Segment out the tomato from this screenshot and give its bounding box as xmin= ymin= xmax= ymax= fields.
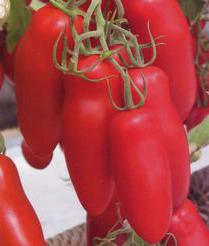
xmin=62 ymin=55 xmax=122 ymax=216
xmin=185 ymin=105 xmax=209 ymax=130
xmin=167 ymin=199 xmax=209 ymax=246
xmin=15 ymin=4 xmax=83 ymax=157
xmin=86 ymin=192 xmax=126 ymax=246
xmin=121 ymin=0 xmax=197 ymax=121
xmin=0 ymin=155 xmax=45 ymax=245
xmin=130 ymin=67 xmax=190 ymax=208
xmin=109 ymin=108 xmax=172 ymax=244
xmin=21 ymin=140 xmax=52 ymax=169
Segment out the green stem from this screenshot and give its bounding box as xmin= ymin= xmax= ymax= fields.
xmin=50 ymin=0 xmax=84 ymax=17
xmin=71 ymin=30 xmax=102 ymax=72
xmin=114 ymin=0 xmax=124 ymax=19
xmin=83 ymin=0 xmax=100 ymax=49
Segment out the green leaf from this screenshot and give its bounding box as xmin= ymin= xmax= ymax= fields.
xmin=6 ymin=0 xmax=31 ymax=53
xmin=178 ymin=0 xmax=204 ymax=22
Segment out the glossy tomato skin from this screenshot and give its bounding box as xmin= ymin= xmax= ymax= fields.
xmin=122 ymin=0 xmax=197 ymax=121
xmin=21 ymin=140 xmax=52 ymax=169
xmin=62 ymin=56 xmax=122 ymax=216
xmin=130 ymin=67 xmax=190 ymax=208
xmin=86 ymin=192 xmax=126 ymax=246
xmin=108 ymin=108 xmax=172 ymax=244
xmin=15 ymin=4 xmax=83 ymax=157
xmin=167 ymin=199 xmax=209 ymax=246
xmin=0 ymin=155 xmax=45 ymax=246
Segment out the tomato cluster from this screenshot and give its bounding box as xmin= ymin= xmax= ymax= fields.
xmin=0 ymin=0 xmax=209 ymax=245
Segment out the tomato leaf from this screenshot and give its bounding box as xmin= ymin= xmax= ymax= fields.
xmin=6 ymin=0 xmax=31 ymax=53
xmin=179 ymin=0 xmax=204 ymax=22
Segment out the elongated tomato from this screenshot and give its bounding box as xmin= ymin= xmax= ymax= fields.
xmin=130 ymin=67 xmax=190 ymax=208
xmin=62 ymin=56 xmax=122 ymax=216
xmin=15 ymin=4 xmax=82 ymax=157
xmin=122 ymin=0 xmax=197 ymax=121
xmin=0 ymin=155 xmax=45 ymax=245
xmin=109 ymin=108 xmax=172 ymax=244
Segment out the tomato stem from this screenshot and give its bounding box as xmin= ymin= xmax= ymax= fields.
xmin=52 ymin=0 xmax=156 ymax=109
xmin=50 ymin=0 xmax=84 ymax=17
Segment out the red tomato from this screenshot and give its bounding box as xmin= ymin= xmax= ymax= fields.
xmin=185 ymin=105 xmax=209 ymax=130
xmin=121 ymin=0 xmax=197 ymax=121
xmin=21 ymin=140 xmax=52 ymax=169
xmin=167 ymin=199 xmax=209 ymax=246
xmin=87 ymin=192 xmax=126 ymax=246
xmin=0 ymin=155 xmax=45 ymax=245
xmin=15 ymin=4 xmax=83 ymax=157
xmin=130 ymin=67 xmax=190 ymax=208
xmin=62 ymin=56 xmax=122 ymax=216
xmin=109 ymin=108 xmax=172 ymax=244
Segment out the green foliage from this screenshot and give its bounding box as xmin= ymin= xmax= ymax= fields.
xmin=6 ymin=0 xmax=31 ymax=53
xmin=179 ymin=0 xmax=204 ymax=22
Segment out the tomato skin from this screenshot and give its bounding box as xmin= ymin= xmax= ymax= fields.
xmin=21 ymin=141 xmax=52 ymax=169
xmin=185 ymin=106 xmax=209 ymax=130
xmin=0 ymin=155 xmax=45 ymax=246
xmin=108 ymin=108 xmax=172 ymax=244
xmin=86 ymin=193 xmax=126 ymax=246
xmin=15 ymin=4 xmax=83 ymax=157
xmin=62 ymin=56 xmax=122 ymax=216
xmin=122 ymin=0 xmax=197 ymax=121
xmin=167 ymin=199 xmax=209 ymax=246
xmin=0 ymin=62 xmax=3 ymax=89
xmin=130 ymin=67 xmax=190 ymax=208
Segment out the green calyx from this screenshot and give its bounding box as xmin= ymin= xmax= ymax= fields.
xmin=52 ymin=0 xmax=159 ymax=110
